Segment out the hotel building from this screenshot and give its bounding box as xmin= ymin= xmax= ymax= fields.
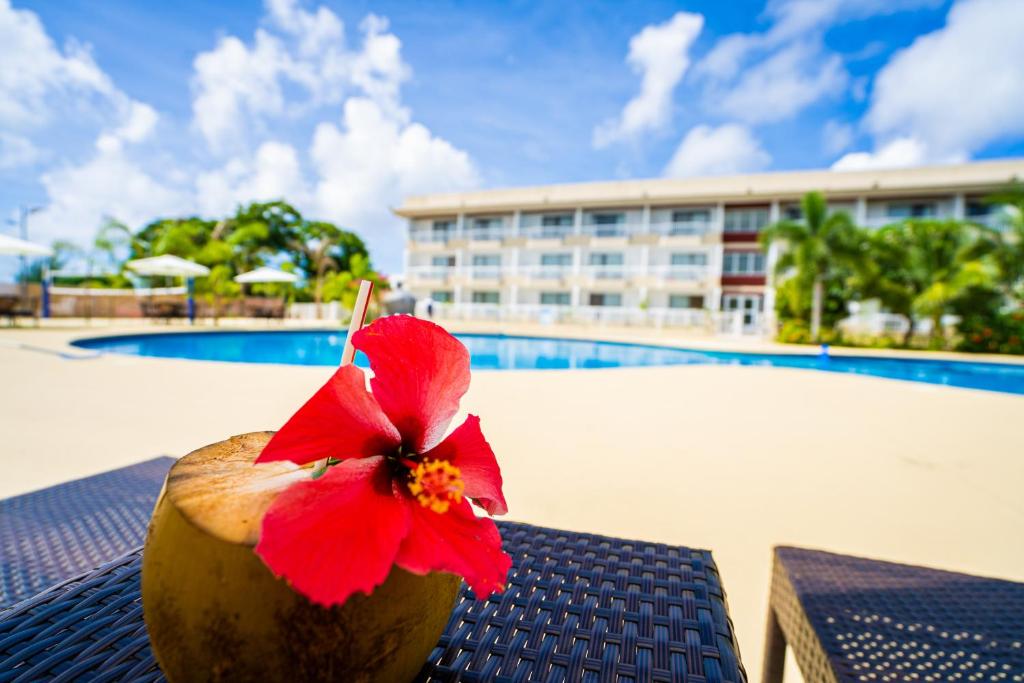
xmin=395 ymin=159 xmax=1024 ymax=334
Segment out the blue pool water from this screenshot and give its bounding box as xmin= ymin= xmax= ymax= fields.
xmin=72 ymin=330 xmax=1024 ymax=395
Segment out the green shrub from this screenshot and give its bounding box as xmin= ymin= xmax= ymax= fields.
xmin=956 ymin=310 xmax=1024 ymax=355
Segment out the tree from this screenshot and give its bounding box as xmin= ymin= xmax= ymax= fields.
xmin=761 ymin=191 xmax=861 ymax=340
xmin=970 ymin=181 xmax=1024 ymax=301
xmin=857 ymin=220 xmax=993 ymax=347
xmin=292 ymin=221 xmax=370 ymax=313
xmin=320 ymin=253 xmax=390 ymax=319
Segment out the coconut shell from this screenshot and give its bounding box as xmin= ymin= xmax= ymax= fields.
xmin=142 ymin=432 xmax=461 ymax=683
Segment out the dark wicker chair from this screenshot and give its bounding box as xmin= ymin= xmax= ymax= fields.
xmin=0 ymin=458 xmax=173 ymax=608
xmin=0 ymin=296 xmax=37 ymax=326
xmin=762 ymin=546 xmax=1024 ymax=682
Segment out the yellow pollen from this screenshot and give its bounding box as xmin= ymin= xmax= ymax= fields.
xmin=407 ymin=460 xmax=464 ymax=513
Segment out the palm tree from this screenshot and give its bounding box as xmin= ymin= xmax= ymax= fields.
xmin=761 ymin=191 xmax=860 ymax=341
xmin=970 ymin=181 xmax=1024 ymax=302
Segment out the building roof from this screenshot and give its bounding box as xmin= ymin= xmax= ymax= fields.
xmin=394 ymin=158 xmax=1024 ymax=217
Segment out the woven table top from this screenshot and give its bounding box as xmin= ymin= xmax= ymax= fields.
xmin=0 ymin=458 xmax=173 ymax=608
xmin=775 ymin=546 xmax=1024 ymax=682
xmin=0 ymin=521 xmax=747 ymax=682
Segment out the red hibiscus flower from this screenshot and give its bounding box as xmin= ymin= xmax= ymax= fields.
xmin=254 ymin=315 xmax=511 ymax=607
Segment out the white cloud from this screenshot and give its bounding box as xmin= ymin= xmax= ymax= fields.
xmin=0 ymin=0 xmax=115 ymax=128
xmin=190 ymin=3 xmax=411 ymax=153
xmin=664 ymin=123 xmax=771 ymax=177
xmin=822 ymin=120 xmax=854 ymax=155
xmin=5 ymin=0 xmax=475 ymax=274
xmin=861 ymin=0 xmax=1024 ymax=161
xmin=0 ymin=133 xmax=46 ymax=170
xmin=30 ymin=146 xmax=188 ymax=246
xmin=196 ymin=141 xmax=308 ymax=216
xmin=830 ymin=137 xmax=930 ymax=171
xmin=830 ymin=136 xmax=966 ymax=171
xmin=717 ymin=42 xmax=846 ymax=124
xmin=593 ymin=12 xmax=704 ymax=148
xmin=693 ymin=0 xmax=940 ymax=124
xmin=311 ymin=97 xmax=478 ymax=271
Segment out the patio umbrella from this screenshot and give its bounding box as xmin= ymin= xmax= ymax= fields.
xmin=233 ymin=266 xmax=298 ymax=284
xmin=126 ymin=255 xmax=210 ymax=323
xmin=0 ymin=233 xmax=53 ymax=256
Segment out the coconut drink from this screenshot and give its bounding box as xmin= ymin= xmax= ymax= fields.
xmin=142 ymin=286 xmax=511 ymax=682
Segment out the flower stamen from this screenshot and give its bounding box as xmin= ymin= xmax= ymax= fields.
xmin=407 ymin=460 xmax=464 ymax=513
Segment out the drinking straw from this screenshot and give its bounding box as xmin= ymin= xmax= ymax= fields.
xmin=312 ymin=279 xmax=374 ymax=476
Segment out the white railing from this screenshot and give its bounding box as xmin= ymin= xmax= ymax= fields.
xmin=520 ymin=225 xmax=574 ymax=240
xmin=517 ymin=266 xmax=572 ymax=279
xmin=466 ymin=228 xmax=508 ymax=241
xmin=424 ymin=303 xmax=748 ymax=331
xmin=467 ymin=266 xmax=504 ymax=280
xmin=49 ymin=286 xmax=188 ymax=296
xmin=410 ymin=231 xmax=453 ymax=243
xmin=649 ymin=265 xmax=708 ymax=281
xmin=650 ymin=221 xmax=712 ymax=237
xmin=582 ymin=265 xmax=629 ymax=280
xmin=406 ymin=266 xmax=454 ymax=281
xmin=581 ymin=223 xmax=641 ymax=238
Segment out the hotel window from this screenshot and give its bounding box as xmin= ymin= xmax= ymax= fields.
xmin=723 ymin=251 xmax=766 ymax=275
xmin=590 ymin=212 xmax=625 ymax=237
xmin=672 ymin=209 xmax=710 ymax=223
xmin=670 ymin=209 xmax=710 ymax=235
xmin=471 ymin=254 xmax=501 ymax=266
xmin=535 ymin=212 xmax=573 ymax=238
xmin=431 ymin=255 xmax=455 ymax=267
xmin=471 ymin=291 xmax=500 ymax=304
xmin=966 ymin=201 xmax=992 ymax=217
xmin=540 ymin=292 xmax=570 ymax=305
xmin=887 ymin=202 xmax=936 ymax=218
xmin=670 ymin=252 xmax=707 ymax=266
xmin=588 ymin=293 xmax=622 ymax=307
xmin=783 ymin=205 xmax=802 ymax=220
xmin=588 ymin=252 xmax=624 ymax=266
xmin=469 ymin=216 xmax=504 ymax=240
xmin=540 ymin=253 xmax=572 ymax=266
xmin=430 ymin=291 xmax=453 ymax=303
xmin=541 ymin=213 xmax=573 ymax=226
xmin=724 ymin=208 xmax=769 ymax=233
xmin=432 ymin=220 xmax=455 ymax=233
xmin=669 ymin=295 xmax=704 ymax=309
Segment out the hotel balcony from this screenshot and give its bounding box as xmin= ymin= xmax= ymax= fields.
xmin=650 ymin=220 xmax=712 ymax=237
xmin=466 ymin=228 xmax=508 ymax=242
xmin=649 ymin=265 xmax=709 ymax=282
xmin=517 ymin=265 xmax=572 ymax=280
xmin=520 ymin=225 xmax=574 ymax=240
xmin=582 ymin=265 xmax=630 ymax=280
xmin=410 ymin=231 xmax=454 ymax=244
xmin=467 ymin=265 xmax=504 ymax=280
xmin=406 ymin=266 xmax=455 ymax=283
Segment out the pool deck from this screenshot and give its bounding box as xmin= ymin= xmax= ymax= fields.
xmin=3 ymin=319 xmax=1023 ymax=682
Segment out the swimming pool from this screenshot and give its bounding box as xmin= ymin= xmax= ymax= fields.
xmin=72 ymin=330 xmax=1024 ymax=395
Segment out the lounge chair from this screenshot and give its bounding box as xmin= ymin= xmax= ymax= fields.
xmin=0 ymin=295 xmax=38 ymax=326
xmin=761 ymin=546 xmax=1024 ymax=682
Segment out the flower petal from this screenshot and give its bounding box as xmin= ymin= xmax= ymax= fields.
xmin=422 ymin=415 xmax=507 ymax=515
xmin=256 ymin=365 xmax=401 ymax=466
xmin=255 ymin=456 xmax=410 ymax=606
xmin=394 ymin=499 xmax=511 ymax=597
xmin=352 ymin=315 xmax=470 ymax=453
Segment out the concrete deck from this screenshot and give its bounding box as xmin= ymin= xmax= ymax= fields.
xmin=2 ymin=320 xmax=1022 ymax=682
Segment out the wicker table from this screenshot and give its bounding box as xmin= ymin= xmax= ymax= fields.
xmin=1 ymin=521 xmax=747 ymax=682
xmin=762 ymin=546 xmax=1024 ymax=683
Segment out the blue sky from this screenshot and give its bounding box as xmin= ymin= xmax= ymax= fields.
xmin=3 ymin=0 xmax=1024 ymax=273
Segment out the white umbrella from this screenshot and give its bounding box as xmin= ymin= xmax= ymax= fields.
xmin=125 ymin=254 xmax=210 ymax=277
xmin=0 ymin=233 xmax=52 ymax=256
xmin=126 ymin=255 xmax=209 ymax=324
xmin=233 ymin=266 xmax=298 ymax=284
